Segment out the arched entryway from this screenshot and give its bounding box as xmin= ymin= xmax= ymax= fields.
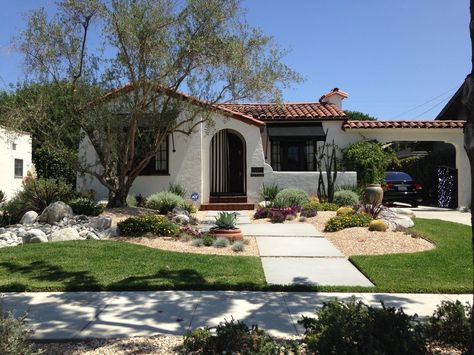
xmin=210 ymin=129 xmax=246 ymax=196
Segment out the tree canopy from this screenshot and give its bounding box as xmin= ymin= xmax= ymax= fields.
xmin=345 ymin=110 xmax=377 ymax=121
xmin=3 ymin=0 xmax=301 ymax=206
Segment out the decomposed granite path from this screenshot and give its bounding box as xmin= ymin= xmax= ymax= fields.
xmin=203 ymin=211 xmax=373 ymax=287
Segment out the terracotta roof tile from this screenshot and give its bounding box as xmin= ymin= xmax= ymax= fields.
xmin=218 ymin=102 xmax=346 ymax=120
xmin=343 ymin=120 xmax=465 ymax=130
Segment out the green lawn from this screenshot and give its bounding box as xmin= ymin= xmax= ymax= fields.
xmin=0 ymin=241 xmax=265 ymax=292
xmin=0 ymin=218 xmax=471 ymax=293
xmin=351 ymin=218 xmax=473 ymax=293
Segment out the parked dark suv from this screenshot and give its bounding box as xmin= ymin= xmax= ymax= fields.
xmin=383 ymin=171 xmax=423 ymax=207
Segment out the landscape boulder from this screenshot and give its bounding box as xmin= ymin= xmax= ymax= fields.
xmin=87 ymin=216 xmax=112 ymax=231
xmin=20 ymin=211 xmax=38 ymax=225
xmin=22 ymin=229 xmax=48 ymax=243
xmin=49 ymin=227 xmax=82 ymax=242
xmin=38 ymin=201 xmax=73 ymax=224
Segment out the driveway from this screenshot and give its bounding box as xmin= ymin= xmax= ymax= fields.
xmin=411 ymin=205 xmax=471 ymax=226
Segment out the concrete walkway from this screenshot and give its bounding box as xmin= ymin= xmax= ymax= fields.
xmin=1 ymin=291 xmax=471 ymax=339
xmin=202 ymin=211 xmax=372 ymax=287
xmin=411 ymin=205 xmax=471 ymax=226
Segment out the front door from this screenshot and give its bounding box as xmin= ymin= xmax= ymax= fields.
xmin=210 ymin=130 xmax=246 ymax=196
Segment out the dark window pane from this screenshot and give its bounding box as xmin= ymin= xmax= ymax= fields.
xmin=14 ymin=159 xmax=23 ymax=178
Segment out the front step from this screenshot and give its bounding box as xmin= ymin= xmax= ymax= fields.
xmin=209 ymin=195 xmax=247 ymax=203
xmin=200 ymin=202 xmax=255 ymax=211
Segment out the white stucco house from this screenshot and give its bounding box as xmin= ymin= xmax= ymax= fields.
xmin=77 ymin=87 xmax=469 ymax=209
xmin=0 ymin=126 xmax=32 ymax=199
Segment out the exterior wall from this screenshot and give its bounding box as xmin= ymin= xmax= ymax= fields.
xmin=77 ymin=112 xmax=265 ymax=204
xmin=0 ymin=127 xmax=32 ymax=199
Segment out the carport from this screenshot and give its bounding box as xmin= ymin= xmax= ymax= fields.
xmin=343 ymin=120 xmax=468 ymax=209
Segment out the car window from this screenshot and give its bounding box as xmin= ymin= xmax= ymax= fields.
xmin=384 ymin=171 xmax=413 ymax=181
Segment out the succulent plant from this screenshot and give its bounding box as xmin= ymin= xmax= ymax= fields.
xmin=214 ymin=211 xmax=237 ymax=230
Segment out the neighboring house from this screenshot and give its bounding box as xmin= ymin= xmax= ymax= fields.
xmin=0 ymin=126 xmax=32 ymax=199
xmin=77 ymin=87 xmax=469 ymax=209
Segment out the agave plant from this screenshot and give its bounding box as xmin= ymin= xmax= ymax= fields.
xmin=214 ymin=211 xmax=237 ymax=230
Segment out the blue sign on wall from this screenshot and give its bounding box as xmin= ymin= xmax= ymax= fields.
xmin=191 ymin=192 xmax=199 ymax=201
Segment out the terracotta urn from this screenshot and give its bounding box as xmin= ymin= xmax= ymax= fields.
xmin=365 ymin=184 xmax=384 ymax=205
xmin=209 ymin=228 xmax=243 ymax=241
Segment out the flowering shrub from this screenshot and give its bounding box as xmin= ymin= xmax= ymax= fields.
xmin=181 ymin=225 xmax=201 ymax=238
xmin=118 ymin=214 xmax=179 ymax=236
xmin=253 ymin=207 xmax=269 ymax=219
xmin=269 ymin=206 xmax=300 ymax=218
xmin=324 ymin=213 xmax=373 ymax=232
xmin=269 ymin=211 xmax=286 ymax=223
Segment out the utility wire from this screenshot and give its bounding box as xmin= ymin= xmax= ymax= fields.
xmin=414 ymin=96 xmax=452 ymax=119
xmin=392 ymin=87 xmax=457 ymax=119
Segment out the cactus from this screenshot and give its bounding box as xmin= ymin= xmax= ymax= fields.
xmin=368 ymin=219 xmax=389 ymax=232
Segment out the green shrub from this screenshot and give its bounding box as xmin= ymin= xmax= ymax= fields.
xmin=202 ymin=235 xmax=214 ymax=246
xmin=117 ymin=214 xmax=179 ymax=237
xmin=33 ymin=146 xmax=77 ymax=186
xmin=308 ymin=201 xmax=339 ymax=211
xmin=324 ymin=213 xmax=373 ymax=232
xmin=425 ymin=300 xmax=472 ymax=351
xmin=0 ymin=190 xmax=6 ymax=204
xmin=181 ymin=201 xmax=197 ymax=214
xmin=343 ymin=140 xmax=394 ymax=185
xmin=0 ymin=195 xmax=27 ymax=227
xmin=214 ymin=212 xmax=237 ymax=229
xmin=213 ymin=237 xmax=230 ymax=248
xmin=299 ymin=298 xmax=426 ymax=355
xmin=126 ymin=195 xmax=137 ymax=207
xmin=259 ymin=183 xmax=281 ymax=201
xmin=21 ymin=178 xmax=73 ymax=213
xmin=334 ymin=190 xmax=359 ymax=206
xmin=300 ymin=208 xmax=317 ymax=218
xmin=191 ymin=238 xmax=204 ymax=247
xmin=273 ymin=188 xmax=309 ymax=208
xmin=231 ymin=241 xmax=245 ymax=252
xmin=168 ymin=183 xmax=187 ymax=198
xmin=68 ymin=198 xmax=105 ymax=216
xmin=0 ymin=308 xmax=35 ymax=355
xmin=183 ymin=318 xmax=283 ymax=354
xmin=368 ymin=219 xmax=389 ymax=232
xmin=145 ymin=192 xmax=185 ymax=214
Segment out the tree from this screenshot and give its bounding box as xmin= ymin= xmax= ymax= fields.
xmin=345 ymin=110 xmax=377 ymax=121
xmin=462 ymin=1 xmax=474 ymax=351
xmin=5 ymin=0 xmax=301 ymax=207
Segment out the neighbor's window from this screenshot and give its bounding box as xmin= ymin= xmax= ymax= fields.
xmin=140 ymin=136 xmax=169 ymax=175
xmin=271 ymin=140 xmax=317 ymax=171
xmin=14 ymin=159 xmax=23 ymax=178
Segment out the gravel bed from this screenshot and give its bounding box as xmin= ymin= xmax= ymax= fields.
xmin=115 ymin=235 xmax=259 ymax=256
xmin=246 ymin=210 xmax=435 ymax=257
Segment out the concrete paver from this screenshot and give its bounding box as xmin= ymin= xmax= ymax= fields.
xmin=79 ymin=291 xmax=200 ymax=338
xmin=241 ymin=224 xmax=323 ymax=237
xmin=257 ymin=237 xmax=343 ymax=257
xmin=192 ymin=291 xmax=296 ymax=337
xmin=2 ymin=291 xmax=469 ymax=340
xmin=261 ymin=258 xmax=374 ymax=287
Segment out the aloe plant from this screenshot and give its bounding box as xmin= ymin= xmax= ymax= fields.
xmin=214 ymin=212 xmax=237 ymax=230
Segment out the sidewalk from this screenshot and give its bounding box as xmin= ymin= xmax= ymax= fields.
xmin=1 ymin=291 xmax=471 ymax=340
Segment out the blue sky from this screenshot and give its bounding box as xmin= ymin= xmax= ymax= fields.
xmin=0 ymin=0 xmax=470 ymax=120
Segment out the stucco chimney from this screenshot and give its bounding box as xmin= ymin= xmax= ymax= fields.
xmin=319 ymin=88 xmax=349 ymax=109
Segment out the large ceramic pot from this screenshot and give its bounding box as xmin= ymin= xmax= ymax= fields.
xmin=209 ymin=228 xmax=243 ymax=241
xmin=365 ymin=184 xmax=384 ymax=205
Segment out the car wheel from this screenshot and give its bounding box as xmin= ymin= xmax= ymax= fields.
xmin=411 ymin=201 xmax=419 ymax=207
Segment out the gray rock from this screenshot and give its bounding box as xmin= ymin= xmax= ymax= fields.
xmin=172 ymin=207 xmax=190 ymax=217
xmin=86 ymin=231 xmax=101 ymax=240
xmin=174 ymin=214 xmax=190 ymax=225
xmin=20 ymin=211 xmax=39 ymax=225
xmin=88 ymin=216 xmax=112 ymax=231
xmin=393 ymin=216 xmax=415 ymax=229
xmin=49 ymin=227 xmax=82 ymax=242
xmin=38 ymin=201 xmax=73 ymax=224
xmin=258 ymin=200 xmax=271 ymax=208
xmin=23 ymin=229 xmax=48 ymax=243
xmin=98 ymin=227 xmax=118 ymax=239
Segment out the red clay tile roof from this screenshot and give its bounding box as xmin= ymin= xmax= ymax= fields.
xmin=343 ymin=120 xmax=465 ymax=129
xmin=218 ymin=102 xmax=346 ymax=120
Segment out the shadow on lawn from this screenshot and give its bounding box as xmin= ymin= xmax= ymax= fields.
xmin=0 ymin=260 xmax=101 ymax=291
